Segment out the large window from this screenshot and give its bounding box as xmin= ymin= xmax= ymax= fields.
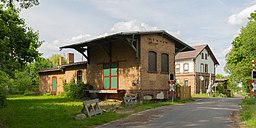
xmin=205 ymin=64 xmax=208 ymax=73
xmin=77 ymin=70 xmax=82 ymax=82
xmin=184 ymin=63 xmax=189 ymax=72
xmin=148 ymin=51 xmax=157 ymax=72
xmin=161 ymin=53 xmax=169 ymax=73
xmin=200 ymin=63 xmax=204 ymax=72
xmin=175 ymin=64 xmax=180 ymax=73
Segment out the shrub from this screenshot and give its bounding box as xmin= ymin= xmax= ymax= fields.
xmin=63 ymin=79 xmax=93 ymax=99
xmin=240 ymin=97 xmax=256 ymax=121
xmin=0 ymin=91 xmax=7 ymax=108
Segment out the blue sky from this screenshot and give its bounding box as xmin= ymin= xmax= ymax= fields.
xmin=20 ymin=0 xmax=256 ymax=75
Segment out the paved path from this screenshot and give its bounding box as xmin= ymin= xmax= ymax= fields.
xmin=96 ymin=97 xmax=242 ymax=128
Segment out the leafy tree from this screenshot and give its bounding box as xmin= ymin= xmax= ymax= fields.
xmin=48 ymin=54 xmax=67 ymax=68
xmin=0 ymin=70 xmax=13 ymax=107
xmin=225 ymin=11 xmax=256 ymax=92
xmin=14 ymin=70 xmax=32 ymax=92
xmin=216 ymin=74 xmax=226 ymax=79
xmin=0 ymin=5 xmax=42 ymax=77
xmin=0 ymin=0 xmax=39 ymax=9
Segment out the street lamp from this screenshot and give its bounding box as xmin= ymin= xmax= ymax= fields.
xmin=200 ymin=76 xmax=204 ymax=94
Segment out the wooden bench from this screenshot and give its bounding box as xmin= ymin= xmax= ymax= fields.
xmin=123 ymin=93 xmax=137 ymax=106
xmin=81 ymin=99 xmax=103 ymax=118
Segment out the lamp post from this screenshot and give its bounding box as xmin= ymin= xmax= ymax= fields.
xmin=200 ymin=76 xmax=204 ymax=94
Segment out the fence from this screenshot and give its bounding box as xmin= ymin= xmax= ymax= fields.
xmin=176 ymin=86 xmax=191 ymax=100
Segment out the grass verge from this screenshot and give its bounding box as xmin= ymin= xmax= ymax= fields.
xmin=240 ymin=97 xmax=256 ymax=127
xmin=0 ymin=95 xmax=192 ymax=128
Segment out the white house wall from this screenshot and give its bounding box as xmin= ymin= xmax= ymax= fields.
xmin=175 ymin=59 xmax=194 ymax=73
xmin=195 ymin=49 xmax=215 ymax=74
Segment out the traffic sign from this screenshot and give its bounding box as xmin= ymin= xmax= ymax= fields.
xmin=250 ymin=79 xmax=253 ymax=84
xmin=252 ymin=70 xmax=256 ymax=80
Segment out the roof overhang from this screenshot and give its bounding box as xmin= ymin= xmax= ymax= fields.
xmin=60 ymin=30 xmax=194 ymax=63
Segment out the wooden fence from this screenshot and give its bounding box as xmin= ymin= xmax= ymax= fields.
xmin=176 ymin=86 xmax=191 ymax=100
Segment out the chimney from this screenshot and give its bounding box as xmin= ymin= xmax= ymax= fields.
xmin=59 ymin=56 xmax=64 ymax=65
xmin=67 ymin=53 xmax=74 ymax=64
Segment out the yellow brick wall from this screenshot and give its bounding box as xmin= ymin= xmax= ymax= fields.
xmin=87 ymin=40 xmax=140 ymax=90
xmin=39 ymin=65 xmax=87 ymax=94
xmin=140 ymin=34 xmax=175 ymax=91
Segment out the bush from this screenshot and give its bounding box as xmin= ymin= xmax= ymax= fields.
xmin=63 ymin=79 xmax=93 ymax=99
xmin=240 ymin=97 xmax=256 ymax=121
xmin=0 ymin=91 xmax=7 ymax=108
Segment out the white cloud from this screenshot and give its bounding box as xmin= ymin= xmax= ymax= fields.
xmin=228 ymin=4 xmax=256 ymax=25
xmin=39 ymin=34 xmax=93 ymax=59
xmin=110 ymin=20 xmax=181 ymax=37
xmin=111 ymin=20 xmax=158 ymax=33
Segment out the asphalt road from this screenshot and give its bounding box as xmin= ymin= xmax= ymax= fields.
xmin=96 ymin=97 xmax=242 ymax=128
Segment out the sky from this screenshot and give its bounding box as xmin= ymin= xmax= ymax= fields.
xmin=20 ymin=0 xmax=256 ymax=75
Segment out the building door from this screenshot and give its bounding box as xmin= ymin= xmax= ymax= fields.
xmin=52 ymin=76 xmax=57 ymax=94
xmin=103 ymin=63 xmax=118 ymax=90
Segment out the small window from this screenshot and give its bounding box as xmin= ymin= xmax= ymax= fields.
xmin=161 ymin=53 xmax=169 ymax=73
xmin=184 ymin=63 xmax=189 ymax=72
xmin=205 ymin=54 xmax=208 ymax=60
xmin=200 ymin=63 xmax=204 ymax=72
xmin=148 ymin=51 xmax=157 ymax=72
xmin=205 ymin=64 xmax=208 ymax=73
xmin=201 ymin=53 xmax=204 ymax=59
xmin=175 ymin=64 xmax=180 ymax=73
xmin=184 ymin=79 xmax=188 ymax=86
xmin=77 ymin=70 xmax=82 ymax=82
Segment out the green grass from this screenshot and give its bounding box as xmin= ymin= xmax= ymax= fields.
xmin=0 ymin=95 xmax=192 ymax=128
xmin=240 ymin=97 xmax=256 ymax=127
xmin=0 ymin=95 xmax=127 ymax=128
xmin=192 ymin=93 xmax=225 ymax=98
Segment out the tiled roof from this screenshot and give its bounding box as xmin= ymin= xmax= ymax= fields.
xmin=175 ymin=44 xmax=219 ymax=65
xmin=38 ymin=61 xmax=87 ymax=73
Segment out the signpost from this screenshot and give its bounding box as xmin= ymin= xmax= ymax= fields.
xmin=200 ymin=76 xmax=204 ymax=94
xmin=252 ymin=60 xmax=256 ymax=97
xmin=213 ymin=83 xmax=218 ymax=96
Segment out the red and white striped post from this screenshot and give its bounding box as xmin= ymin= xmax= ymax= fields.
xmin=252 ymin=60 xmax=255 ymax=67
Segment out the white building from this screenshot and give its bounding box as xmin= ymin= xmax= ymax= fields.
xmin=175 ymin=44 xmax=219 ymax=94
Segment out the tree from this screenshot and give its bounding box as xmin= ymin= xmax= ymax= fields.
xmin=0 ymin=5 xmax=42 ymax=77
xmin=225 ymin=11 xmax=256 ymax=92
xmin=1 ymin=0 xmax=39 ymax=9
xmin=216 ymin=74 xmax=226 ymax=79
xmin=48 ymin=54 xmax=67 ymax=68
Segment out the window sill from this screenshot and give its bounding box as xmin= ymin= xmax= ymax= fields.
xmin=148 ymin=71 xmax=158 ymax=74
xmin=160 ymin=72 xmax=169 ymax=74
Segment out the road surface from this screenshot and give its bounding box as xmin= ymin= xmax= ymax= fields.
xmin=96 ymin=97 xmax=243 ymax=128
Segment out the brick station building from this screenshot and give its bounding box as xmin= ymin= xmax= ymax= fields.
xmin=59 ymin=30 xmax=193 ymax=100
xmin=38 ymin=53 xmax=87 ymax=95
